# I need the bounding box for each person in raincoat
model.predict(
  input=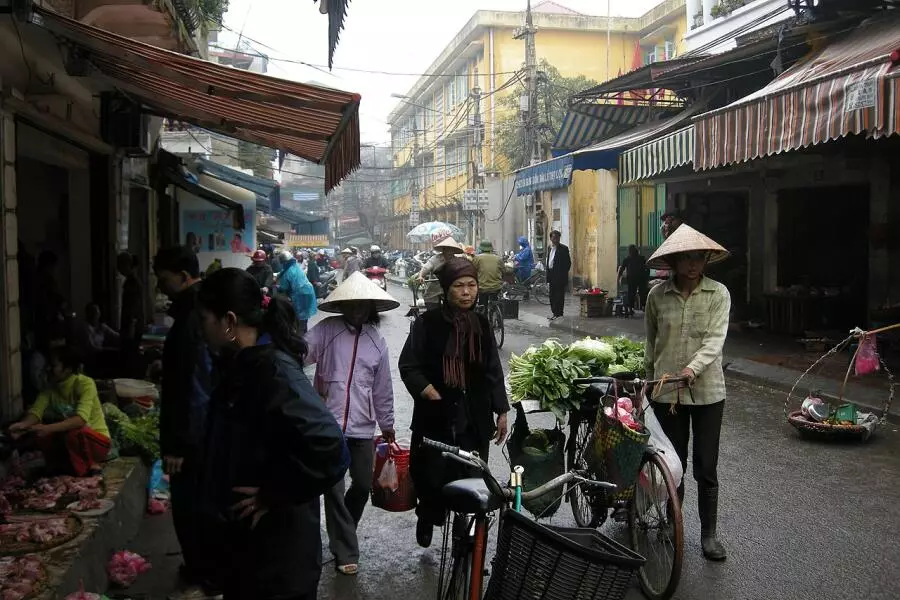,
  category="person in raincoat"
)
[304,272,399,576]
[514,236,534,282]
[277,250,317,333]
